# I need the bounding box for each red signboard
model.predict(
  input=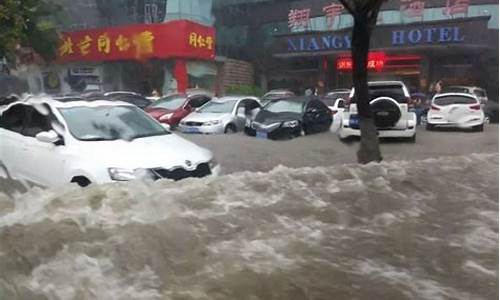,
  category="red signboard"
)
[337,52,386,71]
[57,20,216,63]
